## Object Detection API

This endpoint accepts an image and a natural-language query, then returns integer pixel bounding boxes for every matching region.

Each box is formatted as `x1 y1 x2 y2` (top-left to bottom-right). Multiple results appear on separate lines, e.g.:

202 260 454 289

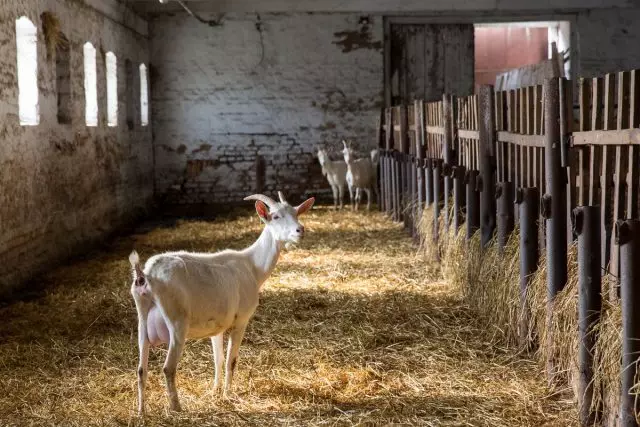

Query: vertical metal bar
453 166 466 233
385 108 394 216
443 94 455 234
466 170 480 240
425 159 433 207
479 85 497 247
415 100 425 215
573 206 602 427
433 161 442 256
377 108 385 213
544 78 568 296
543 78 568 380
496 181 515 253
517 187 540 346
617 219 640 427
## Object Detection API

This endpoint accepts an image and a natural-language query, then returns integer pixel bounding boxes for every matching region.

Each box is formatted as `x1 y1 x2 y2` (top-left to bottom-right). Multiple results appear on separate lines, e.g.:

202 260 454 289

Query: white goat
342 140 379 211
129 192 315 414
316 147 347 210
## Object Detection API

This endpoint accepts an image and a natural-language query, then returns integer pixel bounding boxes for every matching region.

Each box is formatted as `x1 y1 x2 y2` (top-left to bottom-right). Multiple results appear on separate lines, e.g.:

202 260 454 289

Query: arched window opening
84 42 98 127
56 32 71 124
106 52 117 127
125 59 134 130
16 16 39 126
140 63 149 127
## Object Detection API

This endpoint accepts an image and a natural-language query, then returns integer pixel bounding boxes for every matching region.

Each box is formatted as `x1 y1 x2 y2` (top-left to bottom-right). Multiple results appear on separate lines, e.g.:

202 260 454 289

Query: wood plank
497 131 546 148
579 78 591 132
426 125 446 136
573 129 640 146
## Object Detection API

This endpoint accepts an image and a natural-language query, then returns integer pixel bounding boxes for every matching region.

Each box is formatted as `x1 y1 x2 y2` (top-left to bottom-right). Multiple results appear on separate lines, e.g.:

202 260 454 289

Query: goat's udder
147 305 170 346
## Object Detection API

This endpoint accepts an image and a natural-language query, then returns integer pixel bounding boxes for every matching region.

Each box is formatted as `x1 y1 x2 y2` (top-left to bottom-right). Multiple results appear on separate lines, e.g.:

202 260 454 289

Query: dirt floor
0 207 576 426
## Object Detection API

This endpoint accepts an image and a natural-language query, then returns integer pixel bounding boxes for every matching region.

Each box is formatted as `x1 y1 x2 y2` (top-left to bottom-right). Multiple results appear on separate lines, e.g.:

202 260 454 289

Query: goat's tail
129 250 145 286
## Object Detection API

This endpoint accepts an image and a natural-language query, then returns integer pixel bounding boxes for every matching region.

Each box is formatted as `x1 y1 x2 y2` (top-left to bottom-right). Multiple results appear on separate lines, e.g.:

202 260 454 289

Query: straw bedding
0 207 575 426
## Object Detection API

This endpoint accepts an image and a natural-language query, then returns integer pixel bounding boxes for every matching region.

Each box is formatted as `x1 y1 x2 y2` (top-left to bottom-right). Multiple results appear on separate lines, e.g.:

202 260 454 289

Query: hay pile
0 207 576 426
591 275 622 425
418 205 521 347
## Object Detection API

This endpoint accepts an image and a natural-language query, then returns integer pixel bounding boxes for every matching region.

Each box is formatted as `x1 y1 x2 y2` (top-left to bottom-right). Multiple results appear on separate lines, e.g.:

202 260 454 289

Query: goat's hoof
169 401 182 412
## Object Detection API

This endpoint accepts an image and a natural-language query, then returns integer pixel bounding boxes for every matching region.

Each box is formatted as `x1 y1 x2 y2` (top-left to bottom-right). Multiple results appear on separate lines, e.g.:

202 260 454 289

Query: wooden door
385 22 475 106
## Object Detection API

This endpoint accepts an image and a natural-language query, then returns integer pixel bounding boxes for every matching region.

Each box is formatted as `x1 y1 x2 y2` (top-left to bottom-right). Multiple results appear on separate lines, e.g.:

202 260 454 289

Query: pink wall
475 27 548 90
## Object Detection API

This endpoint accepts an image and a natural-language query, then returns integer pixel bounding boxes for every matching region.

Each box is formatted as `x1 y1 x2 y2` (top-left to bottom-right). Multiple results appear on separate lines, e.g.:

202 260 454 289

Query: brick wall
150 12 383 206
0 0 153 296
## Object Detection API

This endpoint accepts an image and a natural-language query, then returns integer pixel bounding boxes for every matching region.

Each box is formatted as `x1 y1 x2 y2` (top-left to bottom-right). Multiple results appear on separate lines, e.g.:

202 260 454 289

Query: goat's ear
295 197 315 216
255 201 271 221
342 139 348 149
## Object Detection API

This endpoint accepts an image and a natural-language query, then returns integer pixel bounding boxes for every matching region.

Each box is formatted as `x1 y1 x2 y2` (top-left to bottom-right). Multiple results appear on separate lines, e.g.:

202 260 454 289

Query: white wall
150 13 383 204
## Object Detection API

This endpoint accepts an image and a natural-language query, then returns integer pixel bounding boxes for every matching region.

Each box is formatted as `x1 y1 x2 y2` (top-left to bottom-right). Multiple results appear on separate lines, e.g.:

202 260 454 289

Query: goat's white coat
317 148 347 210
130 194 314 414
342 140 379 210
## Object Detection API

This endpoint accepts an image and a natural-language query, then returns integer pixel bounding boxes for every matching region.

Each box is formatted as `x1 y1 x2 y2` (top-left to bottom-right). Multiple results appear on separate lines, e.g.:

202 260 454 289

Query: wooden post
377 108 385 213
415 100 426 227
543 77 568 379
453 166 466 233
385 108 393 217
443 94 455 233
478 85 497 247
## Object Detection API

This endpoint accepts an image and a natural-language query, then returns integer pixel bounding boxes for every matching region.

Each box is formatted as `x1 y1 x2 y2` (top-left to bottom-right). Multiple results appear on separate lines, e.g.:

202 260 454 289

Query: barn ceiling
124 0 636 17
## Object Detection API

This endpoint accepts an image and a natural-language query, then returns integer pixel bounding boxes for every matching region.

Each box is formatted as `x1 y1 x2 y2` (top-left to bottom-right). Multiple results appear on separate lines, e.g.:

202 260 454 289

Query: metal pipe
517 188 539 346
573 206 602 426
453 166 466 233
433 160 442 256
466 170 480 240
544 78 568 382
173 0 224 26
496 182 515 253
425 159 433 207
617 219 640 427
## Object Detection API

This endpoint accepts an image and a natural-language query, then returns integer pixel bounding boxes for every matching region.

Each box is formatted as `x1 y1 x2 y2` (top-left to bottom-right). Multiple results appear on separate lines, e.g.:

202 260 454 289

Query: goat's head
316 147 329 166
244 192 315 244
341 139 354 164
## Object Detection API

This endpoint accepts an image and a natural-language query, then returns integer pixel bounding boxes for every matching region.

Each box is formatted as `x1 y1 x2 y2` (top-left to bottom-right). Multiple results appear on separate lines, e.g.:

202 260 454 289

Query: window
56 33 71 124
16 17 39 126
106 52 117 127
125 59 134 129
140 63 148 126
83 42 98 127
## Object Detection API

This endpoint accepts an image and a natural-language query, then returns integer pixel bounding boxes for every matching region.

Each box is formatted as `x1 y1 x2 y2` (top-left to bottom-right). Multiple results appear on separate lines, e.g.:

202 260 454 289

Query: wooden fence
377 70 640 427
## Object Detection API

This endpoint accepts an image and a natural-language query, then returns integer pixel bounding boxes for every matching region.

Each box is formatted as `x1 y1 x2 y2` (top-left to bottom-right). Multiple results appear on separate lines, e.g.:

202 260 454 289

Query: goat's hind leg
331 184 339 210
133 297 152 416
163 318 187 411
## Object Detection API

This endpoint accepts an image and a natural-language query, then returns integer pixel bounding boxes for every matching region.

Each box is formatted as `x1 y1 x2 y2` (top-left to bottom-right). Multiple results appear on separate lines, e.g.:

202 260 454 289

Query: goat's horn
244 194 277 208
277 191 287 203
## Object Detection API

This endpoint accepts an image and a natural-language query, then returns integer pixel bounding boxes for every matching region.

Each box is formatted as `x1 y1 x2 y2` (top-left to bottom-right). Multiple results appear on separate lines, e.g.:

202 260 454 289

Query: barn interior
1 0 639 425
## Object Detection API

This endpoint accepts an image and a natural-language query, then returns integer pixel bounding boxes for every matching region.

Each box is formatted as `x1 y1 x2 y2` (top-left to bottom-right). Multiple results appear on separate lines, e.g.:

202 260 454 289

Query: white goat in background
342 140 379 211
316 147 347 210
129 192 315 414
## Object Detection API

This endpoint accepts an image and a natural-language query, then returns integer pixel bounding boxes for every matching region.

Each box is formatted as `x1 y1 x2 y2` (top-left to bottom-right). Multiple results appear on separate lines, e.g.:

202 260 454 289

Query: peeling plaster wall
0 1 152 296
150 13 383 205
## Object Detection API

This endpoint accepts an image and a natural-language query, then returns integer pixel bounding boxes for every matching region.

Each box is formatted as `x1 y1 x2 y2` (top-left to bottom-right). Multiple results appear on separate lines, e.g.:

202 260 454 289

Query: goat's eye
272 215 280 220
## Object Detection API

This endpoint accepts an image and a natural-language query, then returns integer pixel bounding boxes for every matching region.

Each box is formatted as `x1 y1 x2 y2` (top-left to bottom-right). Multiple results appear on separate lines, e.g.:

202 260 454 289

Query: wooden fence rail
376 69 640 427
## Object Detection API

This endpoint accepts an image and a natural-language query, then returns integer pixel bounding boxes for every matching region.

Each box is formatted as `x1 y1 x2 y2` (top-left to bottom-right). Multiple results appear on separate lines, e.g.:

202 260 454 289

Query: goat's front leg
364 188 372 211
331 184 339 210
347 183 354 211
163 321 187 411
211 333 224 393
338 184 345 210
224 323 248 396
132 296 152 416
355 188 361 211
